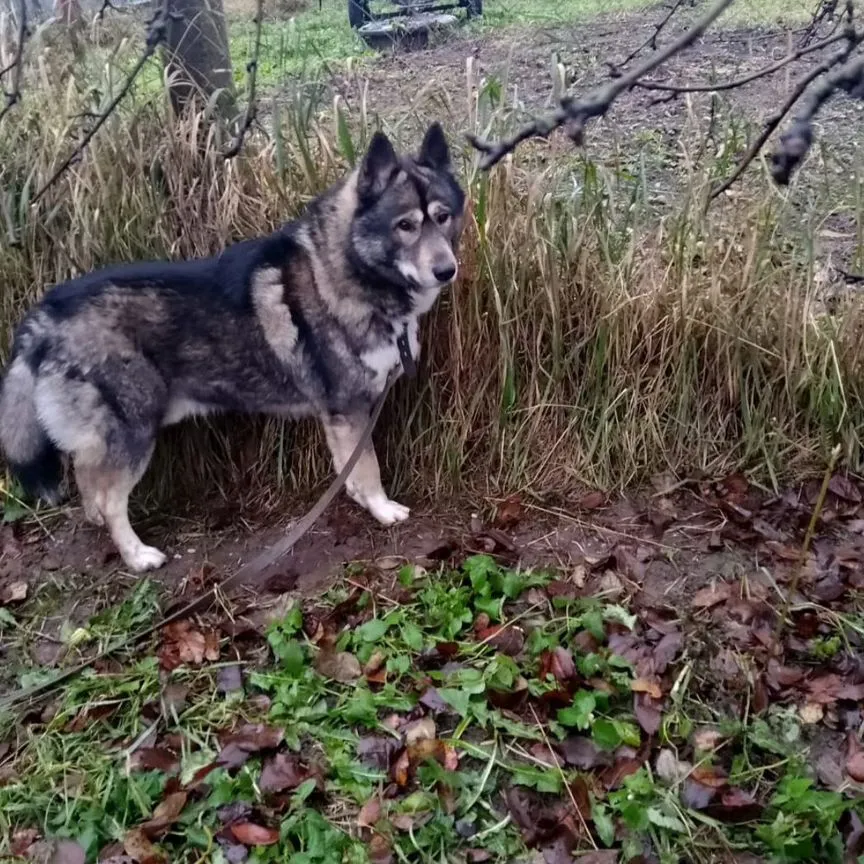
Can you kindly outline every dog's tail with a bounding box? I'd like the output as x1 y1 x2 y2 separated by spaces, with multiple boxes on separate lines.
0 343 64 505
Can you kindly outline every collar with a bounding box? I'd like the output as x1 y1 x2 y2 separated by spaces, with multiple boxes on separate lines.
396 326 416 378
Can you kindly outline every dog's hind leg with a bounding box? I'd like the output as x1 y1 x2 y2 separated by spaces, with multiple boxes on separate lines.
87 455 166 573
74 461 104 526
320 412 409 526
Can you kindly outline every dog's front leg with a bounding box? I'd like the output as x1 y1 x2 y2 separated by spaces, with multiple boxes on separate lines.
320 412 409 526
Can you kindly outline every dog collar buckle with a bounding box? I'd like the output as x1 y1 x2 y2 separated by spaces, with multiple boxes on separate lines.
396 327 416 379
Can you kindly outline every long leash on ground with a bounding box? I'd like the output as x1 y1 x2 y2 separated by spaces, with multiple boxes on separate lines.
0 360 409 713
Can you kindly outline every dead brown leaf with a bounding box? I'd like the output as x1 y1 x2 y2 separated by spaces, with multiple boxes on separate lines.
539 647 576 684
476 623 525 656
140 791 188 838
259 752 311 793
631 677 663 699
404 717 436 747
691 583 733 609
357 797 382 829
128 746 179 774
846 733 864 783
634 692 662 735
158 621 215 670
229 823 280 846
123 827 165 863
494 494 524 529
315 649 362 682
216 724 284 770
50 840 88 864
1 580 28 605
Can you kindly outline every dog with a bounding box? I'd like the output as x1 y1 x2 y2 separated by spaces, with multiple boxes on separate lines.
0 122 465 572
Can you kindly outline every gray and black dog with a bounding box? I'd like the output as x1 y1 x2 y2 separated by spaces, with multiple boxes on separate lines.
0 123 465 572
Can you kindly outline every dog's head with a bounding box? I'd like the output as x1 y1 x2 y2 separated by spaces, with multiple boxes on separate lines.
350 123 466 314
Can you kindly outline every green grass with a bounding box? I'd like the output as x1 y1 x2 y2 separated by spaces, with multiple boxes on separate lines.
1 555 862 863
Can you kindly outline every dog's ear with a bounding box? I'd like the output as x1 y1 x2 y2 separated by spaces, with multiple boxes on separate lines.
419 122 450 170
358 131 399 199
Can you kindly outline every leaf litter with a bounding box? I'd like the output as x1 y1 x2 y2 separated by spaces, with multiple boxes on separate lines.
2 472 864 862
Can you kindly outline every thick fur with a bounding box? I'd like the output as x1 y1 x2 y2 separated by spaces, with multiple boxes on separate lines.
0 123 466 572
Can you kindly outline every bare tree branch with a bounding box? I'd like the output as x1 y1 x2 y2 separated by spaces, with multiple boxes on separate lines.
30 0 170 204
771 47 864 184
468 0 735 170
707 37 859 199
0 0 27 125
608 0 691 76
635 29 853 94
223 0 264 159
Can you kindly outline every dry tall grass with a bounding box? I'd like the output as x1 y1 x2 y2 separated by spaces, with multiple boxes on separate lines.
1 37 862 514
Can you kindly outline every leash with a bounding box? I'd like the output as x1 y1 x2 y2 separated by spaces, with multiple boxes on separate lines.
0 342 412 712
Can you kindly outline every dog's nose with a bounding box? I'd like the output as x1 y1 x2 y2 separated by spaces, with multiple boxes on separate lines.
434 264 456 284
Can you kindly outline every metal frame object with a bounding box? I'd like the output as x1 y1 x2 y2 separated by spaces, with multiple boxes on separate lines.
348 0 481 31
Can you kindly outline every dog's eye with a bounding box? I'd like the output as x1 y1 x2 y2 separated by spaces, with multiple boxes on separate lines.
435 211 451 225
396 219 416 232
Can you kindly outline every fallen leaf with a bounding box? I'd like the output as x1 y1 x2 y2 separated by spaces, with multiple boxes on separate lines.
419 687 448 714
216 724 284 769
494 494 523 529
631 677 663 699
576 490 606 510
229 823 280 846
123 828 164 863
634 692 662 735
846 733 864 783
539 647 576 683
357 797 381 828
476 623 524 656
363 651 386 676
217 665 243 694
681 778 717 810
158 621 210 670
128 746 179 774
572 852 619 863
392 748 410 786
652 630 683 673
655 749 691 784
315 649 362 682
140 791 188 837
404 717 436 747
829 474 862 503
368 833 394 864
259 752 309 793
357 736 400 770
1 581 28 605
691 583 732 609
558 736 609 770
704 787 764 823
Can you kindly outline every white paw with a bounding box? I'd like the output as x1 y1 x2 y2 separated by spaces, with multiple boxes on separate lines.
366 496 410 526
124 544 168 572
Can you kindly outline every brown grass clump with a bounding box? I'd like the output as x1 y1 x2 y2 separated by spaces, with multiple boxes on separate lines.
1 42 862 516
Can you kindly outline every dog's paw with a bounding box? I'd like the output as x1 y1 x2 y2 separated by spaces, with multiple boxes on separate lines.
367 496 410 526
124 544 168 573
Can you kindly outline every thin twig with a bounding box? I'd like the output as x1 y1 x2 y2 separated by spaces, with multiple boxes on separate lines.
223 0 264 159
30 0 170 204
468 0 735 170
608 0 690 75
635 29 853 94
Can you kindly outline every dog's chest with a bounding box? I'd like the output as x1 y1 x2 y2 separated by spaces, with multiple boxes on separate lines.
360 321 419 391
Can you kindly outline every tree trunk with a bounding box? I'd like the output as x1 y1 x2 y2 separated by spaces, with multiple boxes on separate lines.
164 0 235 119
